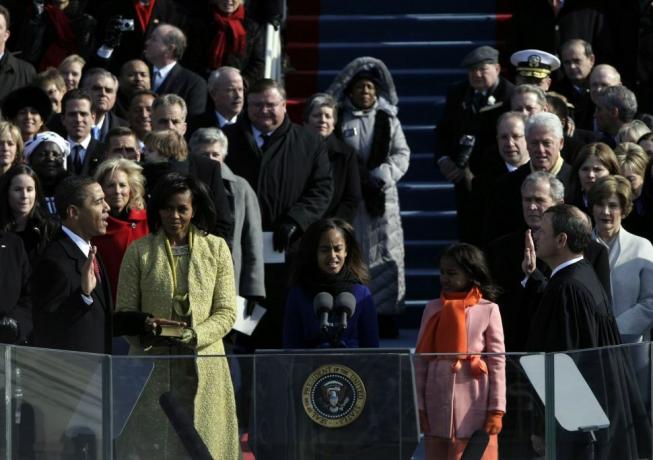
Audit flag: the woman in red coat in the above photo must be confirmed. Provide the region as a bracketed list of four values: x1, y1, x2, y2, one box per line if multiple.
[93, 158, 149, 302]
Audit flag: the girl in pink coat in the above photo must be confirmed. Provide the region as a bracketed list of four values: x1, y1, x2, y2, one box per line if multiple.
[415, 243, 506, 460]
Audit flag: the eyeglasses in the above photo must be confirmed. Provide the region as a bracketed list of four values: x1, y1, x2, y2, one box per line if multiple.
[249, 101, 283, 110]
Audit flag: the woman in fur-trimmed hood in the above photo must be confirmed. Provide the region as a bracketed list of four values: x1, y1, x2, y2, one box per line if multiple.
[327, 57, 410, 329]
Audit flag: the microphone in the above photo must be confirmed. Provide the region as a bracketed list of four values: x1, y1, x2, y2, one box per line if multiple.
[313, 292, 333, 332]
[334, 292, 356, 330]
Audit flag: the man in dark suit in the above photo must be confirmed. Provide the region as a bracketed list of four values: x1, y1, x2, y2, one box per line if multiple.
[61, 89, 105, 177]
[487, 171, 610, 351]
[0, 6, 35, 103]
[553, 39, 596, 130]
[485, 112, 573, 242]
[145, 23, 207, 116]
[188, 66, 244, 137]
[223, 78, 332, 348]
[81, 68, 129, 142]
[31, 176, 112, 353]
[436, 45, 514, 244]
[30, 176, 183, 353]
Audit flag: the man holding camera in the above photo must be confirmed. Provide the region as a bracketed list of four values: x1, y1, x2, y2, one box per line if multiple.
[435, 46, 514, 244]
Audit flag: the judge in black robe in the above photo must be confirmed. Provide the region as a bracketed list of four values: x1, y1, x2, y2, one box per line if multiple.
[525, 205, 651, 460]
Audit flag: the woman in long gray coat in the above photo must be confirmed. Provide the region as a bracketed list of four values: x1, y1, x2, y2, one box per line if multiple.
[328, 57, 410, 329]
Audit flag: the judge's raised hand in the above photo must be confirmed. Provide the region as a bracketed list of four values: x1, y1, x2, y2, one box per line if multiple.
[522, 229, 537, 276]
[81, 246, 98, 296]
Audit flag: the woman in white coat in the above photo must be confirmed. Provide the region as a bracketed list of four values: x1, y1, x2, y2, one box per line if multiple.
[589, 175, 653, 400]
[327, 57, 410, 336]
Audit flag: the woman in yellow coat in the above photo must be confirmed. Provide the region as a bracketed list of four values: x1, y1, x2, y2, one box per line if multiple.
[115, 172, 239, 459]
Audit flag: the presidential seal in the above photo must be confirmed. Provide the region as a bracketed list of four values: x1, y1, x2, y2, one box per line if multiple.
[302, 364, 366, 428]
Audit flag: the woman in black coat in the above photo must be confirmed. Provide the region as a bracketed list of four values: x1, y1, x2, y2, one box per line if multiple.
[303, 93, 362, 224]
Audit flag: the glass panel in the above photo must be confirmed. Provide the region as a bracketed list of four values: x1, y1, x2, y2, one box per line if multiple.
[553, 342, 653, 460]
[8, 346, 110, 459]
[413, 352, 543, 460]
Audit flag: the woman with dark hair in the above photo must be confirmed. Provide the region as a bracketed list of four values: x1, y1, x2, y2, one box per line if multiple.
[415, 242, 505, 459]
[115, 172, 239, 459]
[327, 57, 410, 338]
[0, 122, 24, 178]
[566, 142, 620, 214]
[283, 218, 379, 348]
[303, 93, 362, 223]
[92, 158, 149, 301]
[0, 164, 57, 258]
[1, 86, 52, 142]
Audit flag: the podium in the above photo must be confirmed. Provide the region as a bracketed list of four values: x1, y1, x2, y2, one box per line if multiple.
[250, 349, 419, 460]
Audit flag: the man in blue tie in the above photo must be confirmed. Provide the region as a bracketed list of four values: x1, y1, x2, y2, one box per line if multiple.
[61, 89, 105, 177]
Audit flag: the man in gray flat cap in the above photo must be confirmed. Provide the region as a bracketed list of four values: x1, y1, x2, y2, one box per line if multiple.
[435, 45, 514, 244]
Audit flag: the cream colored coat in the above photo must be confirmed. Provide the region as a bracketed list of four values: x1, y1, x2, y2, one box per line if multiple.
[116, 229, 239, 459]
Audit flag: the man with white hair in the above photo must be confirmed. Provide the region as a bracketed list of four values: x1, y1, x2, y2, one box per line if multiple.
[486, 112, 572, 241]
[189, 67, 244, 136]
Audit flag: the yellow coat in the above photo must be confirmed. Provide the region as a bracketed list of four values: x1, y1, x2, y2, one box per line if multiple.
[116, 229, 239, 459]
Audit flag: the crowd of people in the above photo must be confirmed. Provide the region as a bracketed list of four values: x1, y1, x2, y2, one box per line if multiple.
[1, 0, 653, 458]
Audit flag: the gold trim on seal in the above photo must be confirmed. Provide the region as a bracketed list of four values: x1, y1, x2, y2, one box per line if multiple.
[302, 364, 367, 428]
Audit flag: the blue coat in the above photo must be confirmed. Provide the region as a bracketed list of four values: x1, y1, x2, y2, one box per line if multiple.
[282, 284, 380, 348]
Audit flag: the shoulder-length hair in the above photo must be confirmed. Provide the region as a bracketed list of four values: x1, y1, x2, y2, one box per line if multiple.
[440, 243, 501, 301]
[146, 172, 216, 234]
[0, 121, 24, 168]
[94, 158, 146, 210]
[0, 164, 51, 233]
[291, 218, 369, 285]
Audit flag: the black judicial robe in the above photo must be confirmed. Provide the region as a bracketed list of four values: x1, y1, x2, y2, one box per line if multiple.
[526, 259, 651, 460]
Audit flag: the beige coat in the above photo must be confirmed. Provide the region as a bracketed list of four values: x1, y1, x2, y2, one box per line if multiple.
[116, 229, 239, 459]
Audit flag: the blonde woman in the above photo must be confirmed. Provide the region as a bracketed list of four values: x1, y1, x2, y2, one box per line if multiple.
[0, 122, 24, 177]
[92, 158, 149, 300]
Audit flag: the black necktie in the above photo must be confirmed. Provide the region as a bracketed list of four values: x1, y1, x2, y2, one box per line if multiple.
[72, 145, 83, 174]
[472, 91, 484, 113]
[260, 133, 271, 151]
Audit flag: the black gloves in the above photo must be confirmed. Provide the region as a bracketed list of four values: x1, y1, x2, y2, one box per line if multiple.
[0, 317, 20, 344]
[103, 16, 132, 49]
[273, 219, 298, 252]
[361, 174, 386, 217]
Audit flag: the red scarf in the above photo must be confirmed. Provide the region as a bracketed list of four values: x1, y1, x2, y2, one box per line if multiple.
[134, 0, 157, 33]
[40, 6, 76, 70]
[209, 4, 247, 69]
[416, 286, 488, 376]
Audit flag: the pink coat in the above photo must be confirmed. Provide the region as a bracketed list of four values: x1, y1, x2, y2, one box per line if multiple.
[414, 298, 506, 439]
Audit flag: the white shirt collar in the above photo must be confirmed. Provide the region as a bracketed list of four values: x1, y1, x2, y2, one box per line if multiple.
[61, 225, 91, 257]
[215, 111, 237, 128]
[251, 125, 272, 148]
[550, 255, 584, 279]
[505, 162, 519, 172]
[68, 134, 92, 150]
[154, 61, 177, 81]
